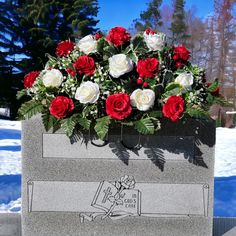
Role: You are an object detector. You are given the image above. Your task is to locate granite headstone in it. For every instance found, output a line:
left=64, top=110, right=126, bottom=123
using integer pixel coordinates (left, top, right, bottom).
left=22, top=115, right=215, bottom=236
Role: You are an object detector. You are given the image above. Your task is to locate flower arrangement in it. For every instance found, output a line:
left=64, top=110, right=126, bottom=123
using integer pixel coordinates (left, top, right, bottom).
left=17, top=26, right=226, bottom=140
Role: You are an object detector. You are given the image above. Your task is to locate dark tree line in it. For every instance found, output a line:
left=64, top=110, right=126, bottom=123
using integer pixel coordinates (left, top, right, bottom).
left=0, top=0, right=98, bottom=118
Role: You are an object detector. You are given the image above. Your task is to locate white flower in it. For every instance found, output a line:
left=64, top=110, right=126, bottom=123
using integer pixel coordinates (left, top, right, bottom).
left=75, top=81, right=100, bottom=104
left=42, top=69, right=63, bottom=88
left=143, top=31, right=166, bottom=51
left=109, top=54, right=133, bottom=78
left=130, top=89, right=155, bottom=111
left=175, top=72, right=194, bottom=90
left=77, top=35, right=97, bottom=55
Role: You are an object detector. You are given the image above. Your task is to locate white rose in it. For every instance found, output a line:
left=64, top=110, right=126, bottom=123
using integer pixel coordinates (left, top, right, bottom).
left=130, top=89, right=155, bottom=111
left=109, top=54, right=133, bottom=78
left=144, top=32, right=166, bottom=51
left=77, top=35, right=97, bottom=55
left=175, top=72, right=194, bottom=90
left=75, top=81, right=100, bottom=104
left=42, top=69, right=63, bottom=88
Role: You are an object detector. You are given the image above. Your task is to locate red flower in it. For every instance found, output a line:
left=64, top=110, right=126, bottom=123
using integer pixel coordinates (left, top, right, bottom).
left=207, top=83, right=220, bottom=96
left=24, top=71, right=40, bottom=88
left=143, top=81, right=149, bottom=88
left=173, top=45, right=190, bottom=61
left=73, top=56, right=96, bottom=75
left=66, top=68, right=76, bottom=77
left=145, top=28, right=156, bottom=35
left=175, top=61, right=184, bottom=69
left=136, top=78, right=143, bottom=85
left=56, top=40, right=75, bottom=57
left=137, top=58, right=159, bottom=78
left=95, top=32, right=102, bottom=40
left=106, top=27, right=131, bottom=47
left=106, top=93, right=132, bottom=120
left=49, top=96, right=74, bottom=119
left=162, top=96, right=184, bottom=121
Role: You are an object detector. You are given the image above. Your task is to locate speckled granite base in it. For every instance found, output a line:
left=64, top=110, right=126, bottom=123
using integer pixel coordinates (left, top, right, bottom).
left=0, top=213, right=21, bottom=236
left=22, top=115, right=215, bottom=236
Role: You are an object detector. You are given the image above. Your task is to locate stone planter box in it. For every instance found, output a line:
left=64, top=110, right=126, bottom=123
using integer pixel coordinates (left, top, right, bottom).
left=22, top=115, right=215, bottom=236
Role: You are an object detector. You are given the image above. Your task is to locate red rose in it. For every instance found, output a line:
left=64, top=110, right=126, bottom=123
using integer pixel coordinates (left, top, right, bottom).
left=173, top=45, right=190, bottom=61
left=49, top=96, right=74, bottom=119
left=175, top=61, right=184, bottom=69
left=106, top=27, right=131, bottom=47
left=66, top=68, right=76, bottom=77
left=56, top=40, right=75, bottom=57
left=73, top=56, right=96, bottom=75
left=106, top=93, right=132, bottom=120
left=24, top=71, right=40, bottom=88
left=95, top=32, right=102, bottom=40
left=162, top=96, right=184, bottom=121
left=207, top=83, right=220, bottom=96
left=145, top=28, right=156, bottom=35
left=137, top=58, right=159, bottom=78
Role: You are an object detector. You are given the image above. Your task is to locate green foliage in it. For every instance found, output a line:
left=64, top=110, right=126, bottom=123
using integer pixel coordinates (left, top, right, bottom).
left=186, top=106, right=210, bottom=119
left=131, top=35, right=148, bottom=55
left=134, top=117, right=155, bottom=135
left=94, top=116, right=111, bottom=140
left=16, top=89, right=27, bottom=100
left=170, top=0, right=188, bottom=43
left=42, top=112, right=60, bottom=132
left=61, top=116, right=77, bottom=137
left=206, top=94, right=215, bottom=105
left=0, top=0, right=99, bottom=118
left=18, top=100, right=43, bottom=119
left=148, top=110, right=163, bottom=118
left=103, top=46, right=118, bottom=57
left=162, top=83, right=182, bottom=100
left=207, top=79, right=219, bottom=93
left=165, top=82, right=182, bottom=91
left=163, top=71, right=175, bottom=84
left=78, top=117, right=91, bottom=130
left=18, top=0, right=99, bottom=71
left=97, top=37, right=107, bottom=54
left=133, top=0, right=163, bottom=32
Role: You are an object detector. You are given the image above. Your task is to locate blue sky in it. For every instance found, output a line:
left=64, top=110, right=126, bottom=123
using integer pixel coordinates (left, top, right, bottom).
left=97, top=0, right=214, bottom=30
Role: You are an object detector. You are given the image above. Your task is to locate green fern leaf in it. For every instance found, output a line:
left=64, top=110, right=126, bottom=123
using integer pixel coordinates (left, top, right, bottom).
left=186, top=107, right=210, bottom=119
left=18, top=100, right=43, bottom=120
left=78, top=117, right=91, bottom=130
left=134, top=117, right=155, bottom=135
left=94, top=116, right=110, bottom=140
left=61, top=116, right=77, bottom=137
left=207, top=79, right=219, bottom=93
left=16, top=89, right=27, bottom=100
left=42, top=112, right=59, bottom=132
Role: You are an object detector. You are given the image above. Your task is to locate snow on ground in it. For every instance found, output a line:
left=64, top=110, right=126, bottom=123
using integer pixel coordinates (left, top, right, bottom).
left=0, top=119, right=235, bottom=213
left=0, top=198, right=21, bottom=213
left=215, top=128, right=236, bottom=177
left=0, top=151, right=21, bottom=175
left=0, top=119, right=21, bottom=131
left=0, top=139, right=21, bottom=147
left=0, top=120, right=21, bottom=175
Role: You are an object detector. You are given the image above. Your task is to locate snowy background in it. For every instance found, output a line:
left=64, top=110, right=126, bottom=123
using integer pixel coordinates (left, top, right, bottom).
left=0, top=119, right=235, bottom=216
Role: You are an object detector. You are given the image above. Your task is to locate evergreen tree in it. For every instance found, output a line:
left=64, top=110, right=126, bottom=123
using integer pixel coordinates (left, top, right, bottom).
left=0, top=0, right=23, bottom=114
left=0, top=0, right=99, bottom=118
left=170, top=0, right=188, bottom=43
left=18, top=0, right=99, bottom=71
left=133, top=0, right=163, bottom=32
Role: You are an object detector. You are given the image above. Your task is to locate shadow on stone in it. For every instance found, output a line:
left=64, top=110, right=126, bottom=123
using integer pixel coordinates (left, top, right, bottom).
left=108, top=142, right=129, bottom=165
left=144, top=148, right=165, bottom=171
